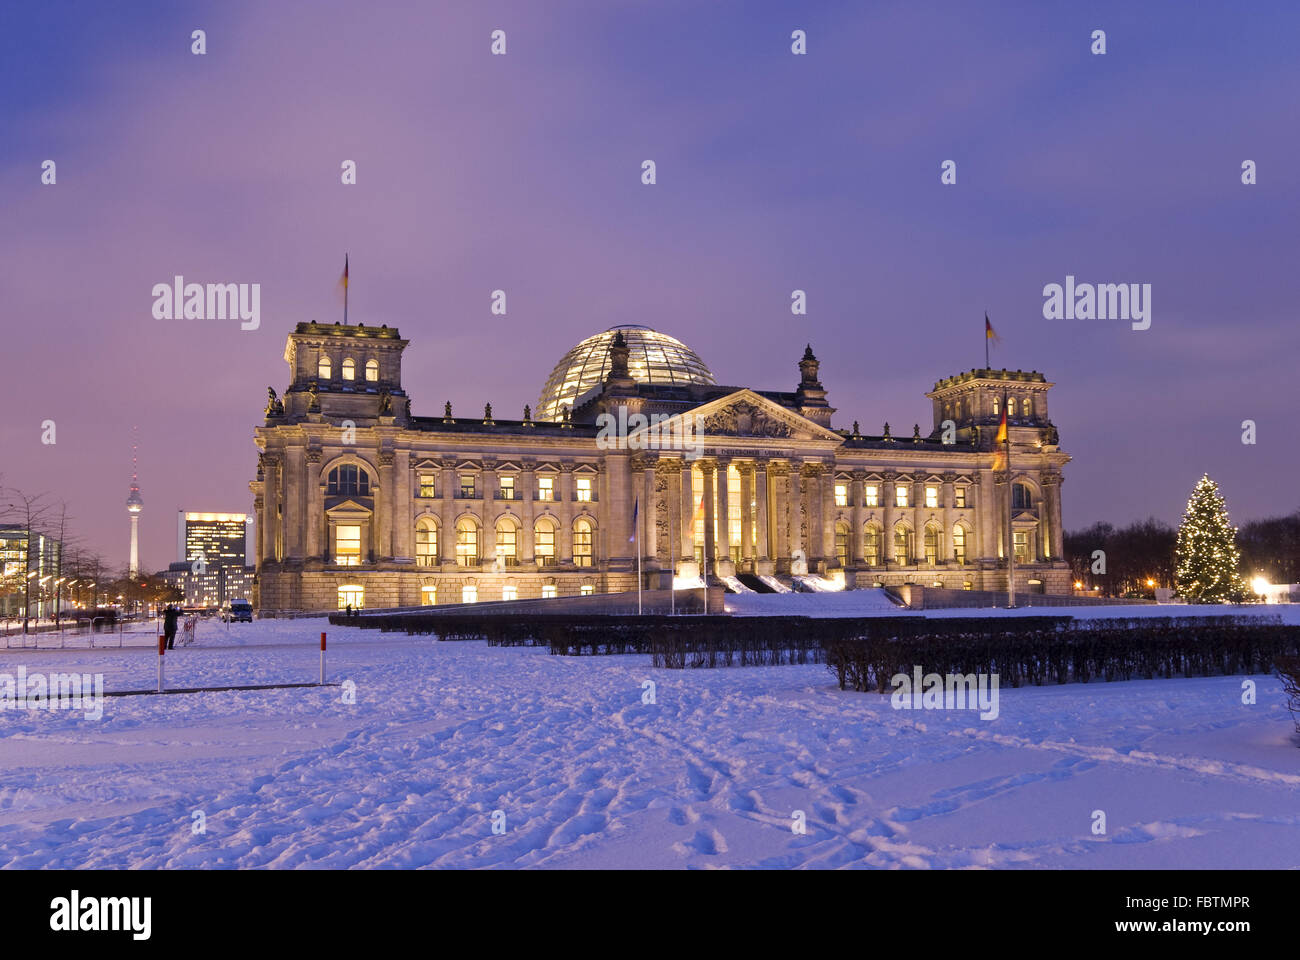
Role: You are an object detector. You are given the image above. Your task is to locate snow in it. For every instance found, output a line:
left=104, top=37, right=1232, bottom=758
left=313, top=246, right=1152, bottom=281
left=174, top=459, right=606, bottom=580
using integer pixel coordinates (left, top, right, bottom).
left=757, top=576, right=791, bottom=593
left=1, top=611, right=1298, bottom=869
left=719, top=576, right=755, bottom=594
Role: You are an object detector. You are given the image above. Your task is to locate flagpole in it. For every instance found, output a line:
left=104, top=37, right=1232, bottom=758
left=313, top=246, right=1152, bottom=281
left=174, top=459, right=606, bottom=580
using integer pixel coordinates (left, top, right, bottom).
left=669, top=508, right=675, bottom=616
left=1005, top=390, right=1015, bottom=609
left=636, top=499, right=643, bottom=616
left=984, top=313, right=990, bottom=369
left=344, top=253, right=349, bottom=325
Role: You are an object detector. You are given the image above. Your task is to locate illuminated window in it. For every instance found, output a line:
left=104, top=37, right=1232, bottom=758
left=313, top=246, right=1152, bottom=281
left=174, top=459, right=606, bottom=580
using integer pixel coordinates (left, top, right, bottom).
left=327, top=464, right=370, bottom=496
left=365, top=358, right=378, bottom=382
left=895, top=485, right=909, bottom=509
left=342, top=358, right=356, bottom=381
left=337, top=585, right=363, bottom=609
left=834, top=484, right=848, bottom=507
left=954, top=486, right=967, bottom=508
left=925, top=486, right=939, bottom=508
left=865, top=485, right=879, bottom=508
left=462, top=584, right=478, bottom=603
left=1006, top=397, right=1016, bottom=417
left=498, top=476, right=515, bottom=500
left=415, top=519, right=437, bottom=567
left=953, top=526, right=967, bottom=565
left=924, top=525, right=940, bottom=564
left=496, top=520, right=518, bottom=566
left=1023, top=397, right=1032, bottom=418
left=535, top=519, right=556, bottom=566
left=992, top=396, right=1000, bottom=416
left=1014, top=531, right=1029, bottom=563
left=538, top=476, right=555, bottom=501
left=576, top=476, right=593, bottom=502
left=542, top=584, right=557, bottom=599
left=1012, top=482, right=1033, bottom=510
left=318, top=355, right=332, bottom=379
left=460, top=474, right=476, bottom=499
left=835, top=522, right=849, bottom=566
left=580, top=584, right=594, bottom=596
left=455, top=519, right=478, bottom=566
left=421, top=585, right=436, bottom=605
left=574, top=519, right=594, bottom=567
left=502, top=584, right=517, bottom=601
left=334, top=525, right=361, bottom=566
left=894, top=526, right=911, bottom=565
left=418, top=474, right=436, bottom=498
left=864, top=526, right=881, bottom=565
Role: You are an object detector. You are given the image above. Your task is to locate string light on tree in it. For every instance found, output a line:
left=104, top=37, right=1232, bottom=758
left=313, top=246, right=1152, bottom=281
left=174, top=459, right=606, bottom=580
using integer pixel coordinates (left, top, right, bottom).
left=1174, top=474, right=1244, bottom=604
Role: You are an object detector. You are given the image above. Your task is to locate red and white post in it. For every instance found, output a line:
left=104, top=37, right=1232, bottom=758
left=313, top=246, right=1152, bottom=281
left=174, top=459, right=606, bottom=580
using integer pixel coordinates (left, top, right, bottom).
left=319, top=632, right=326, bottom=685
left=157, top=635, right=166, bottom=693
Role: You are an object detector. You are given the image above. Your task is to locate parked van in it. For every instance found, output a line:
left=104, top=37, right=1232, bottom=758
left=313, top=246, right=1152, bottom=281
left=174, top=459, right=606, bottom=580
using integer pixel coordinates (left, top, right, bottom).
left=226, top=599, right=254, bottom=623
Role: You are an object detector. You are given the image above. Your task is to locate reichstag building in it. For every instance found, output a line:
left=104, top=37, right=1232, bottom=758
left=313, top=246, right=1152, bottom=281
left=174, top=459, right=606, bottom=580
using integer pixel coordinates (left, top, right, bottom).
left=251, top=322, right=1070, bottom=612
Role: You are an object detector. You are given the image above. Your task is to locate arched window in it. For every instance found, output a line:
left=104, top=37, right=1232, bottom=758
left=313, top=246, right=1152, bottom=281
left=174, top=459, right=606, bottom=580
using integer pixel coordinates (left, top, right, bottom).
left=864, top=525, right=881, bottom=566
left=318, top=355, right=332, bottom=379
left=342, top=358, right=356, bottom=381
left=952, top=525, right=967, bottom=565
left=1022, top=397, right=1033, bottom=419
left=455, top=518, right=478, bottom=566
left=835, top=521, right=850, bottom=567
left=535, top=518, right=557, bottom=566
left=992, top=396, right=1000, bottom=416
left=496, top=518, right=518, bottom=566
left=924, top=525, right=941, bottom=565
left=415, top=518, right=438, bottom=567
left=326, top=464, right=371, bottom=496
left=573, top=518, right=594, bottom=567
left=1007, top=397, right=1017, bottom=418
left=894, top=525, right=912, bottom=565
left=1012, top=482, right=1034, bottom=510
left=365, top=358, right=379, bottom=382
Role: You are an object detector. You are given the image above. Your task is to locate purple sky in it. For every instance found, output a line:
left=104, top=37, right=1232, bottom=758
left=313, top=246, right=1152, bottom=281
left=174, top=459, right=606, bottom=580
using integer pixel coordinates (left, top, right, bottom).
left=4, top=0, right=1299, bottom=572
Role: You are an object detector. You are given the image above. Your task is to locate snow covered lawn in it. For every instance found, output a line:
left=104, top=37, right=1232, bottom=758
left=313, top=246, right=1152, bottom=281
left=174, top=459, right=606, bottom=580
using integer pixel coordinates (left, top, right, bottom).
left=0, top=613, right=1297, bottom=869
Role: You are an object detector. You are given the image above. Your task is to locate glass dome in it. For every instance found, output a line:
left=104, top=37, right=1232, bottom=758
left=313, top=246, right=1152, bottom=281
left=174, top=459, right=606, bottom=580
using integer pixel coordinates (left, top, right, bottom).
left=536, top=324, right=715, bottom=421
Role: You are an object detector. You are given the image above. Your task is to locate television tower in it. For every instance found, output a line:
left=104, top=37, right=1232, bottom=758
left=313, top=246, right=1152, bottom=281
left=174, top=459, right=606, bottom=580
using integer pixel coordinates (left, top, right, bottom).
left=126, top=431, right=143, bottom=577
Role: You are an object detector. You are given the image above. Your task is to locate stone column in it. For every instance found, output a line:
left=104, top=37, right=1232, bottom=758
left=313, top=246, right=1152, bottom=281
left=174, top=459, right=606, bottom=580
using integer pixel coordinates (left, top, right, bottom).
left=521, top=461, right=536, bottom=563
left=912, top=475, right=924, bottom=566
left=715, top=457, right=731, bottom=564
left=770, top=462, right=789, bottom=568
left=252, top=495, right=265, bottom=570
left=665, top=460, right=683, bottom=575
left=559, top=463, right=575, bottom=563
left=755, top=459, right=770, bottom=566
left=942, top=472, right=955, bottom=564
left=305, top=450, right=322, bottom=558
left=881, top=470, right=896, bottom=562
left=680, top=462, right=695, bottom=564
left=638, top=456, right=658, bottom=567
left=737, top=463, right=753, bottom=570
left=262, top=454, right=280, bottom=563
left=850, top=470, right=865, bottom=565
left=393, top=449, right=411, bottom=559
left=377, top=449, right=395, bottom=559
left=818, top=465, right=835, bottom=568
left=701, top=459, right=717, bottom=577
left=1046, top=474, right=1064, bottom=559
left=606, top=454, right=632, bottom=564
left=281, top=446, right=303, bottom=560
left=481, top=460, right=497, bottom=568
left=439, top=458, right=457, bottom=565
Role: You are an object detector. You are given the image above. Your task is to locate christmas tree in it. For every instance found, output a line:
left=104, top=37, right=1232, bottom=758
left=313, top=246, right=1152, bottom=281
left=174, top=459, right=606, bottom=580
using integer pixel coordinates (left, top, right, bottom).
left=1174, top=474, right=1244, bottom=603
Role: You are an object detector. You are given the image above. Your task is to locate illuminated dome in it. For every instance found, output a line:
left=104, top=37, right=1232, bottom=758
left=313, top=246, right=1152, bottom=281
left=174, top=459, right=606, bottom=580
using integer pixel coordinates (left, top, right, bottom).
left=536, top=324, right=715, bottom=421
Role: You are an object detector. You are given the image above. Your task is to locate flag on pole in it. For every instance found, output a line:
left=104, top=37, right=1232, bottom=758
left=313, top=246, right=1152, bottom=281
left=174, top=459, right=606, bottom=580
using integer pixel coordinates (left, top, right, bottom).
left=993, top=397, right=1009, bottom=470
left=985, top=313, right=999, bottom=343
left=339, top=254, right=349, bottom=323
left=630, top=498, right=638, bottom=542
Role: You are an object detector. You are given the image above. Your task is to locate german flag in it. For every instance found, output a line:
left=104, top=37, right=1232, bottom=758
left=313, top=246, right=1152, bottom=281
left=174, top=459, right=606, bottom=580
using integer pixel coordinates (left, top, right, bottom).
left=985, top=313, right=999, bottom=344
left=993, top=399, right=1009, bottom=470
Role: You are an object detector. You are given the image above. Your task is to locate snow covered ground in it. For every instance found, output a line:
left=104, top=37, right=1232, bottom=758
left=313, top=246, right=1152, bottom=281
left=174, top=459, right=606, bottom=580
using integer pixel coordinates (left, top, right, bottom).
left=1, top=608, right=1297, bottom=869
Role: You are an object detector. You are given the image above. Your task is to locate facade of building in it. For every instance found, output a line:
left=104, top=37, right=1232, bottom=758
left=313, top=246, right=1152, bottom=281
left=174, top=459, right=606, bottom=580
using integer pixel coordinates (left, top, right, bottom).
left=251, top=321, right=1071, bottom=613
left=0, top=525, right=62, bottom=618
left=163, top=511, right=254, bottom=609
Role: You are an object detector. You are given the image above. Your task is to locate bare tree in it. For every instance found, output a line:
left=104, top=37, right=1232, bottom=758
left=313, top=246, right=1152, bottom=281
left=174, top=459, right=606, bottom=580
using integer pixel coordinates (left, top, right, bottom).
left=1, top=487, right=54, bottom=633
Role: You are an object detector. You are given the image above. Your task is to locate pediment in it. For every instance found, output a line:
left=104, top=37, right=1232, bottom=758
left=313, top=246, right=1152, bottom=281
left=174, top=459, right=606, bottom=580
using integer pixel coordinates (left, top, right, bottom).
left=654, top=390, right=843, bottom=444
